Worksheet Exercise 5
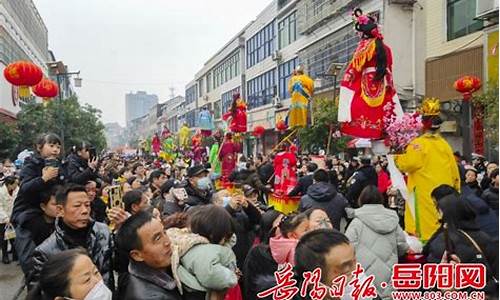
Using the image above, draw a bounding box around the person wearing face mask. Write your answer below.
[66,142,99,185]
[26,248,112,300]
[30,184,114,291]
[181,165,213,207]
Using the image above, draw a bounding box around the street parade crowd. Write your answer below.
[0,8,498,300]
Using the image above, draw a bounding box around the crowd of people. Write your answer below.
[0,131,498,300]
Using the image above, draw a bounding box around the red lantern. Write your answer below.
[454,75,482,101]
[276,120,288,132]
[32,78,59,105]
[252,125,265,137]
[3,61,43,98]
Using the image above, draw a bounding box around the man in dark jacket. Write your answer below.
[346,156,378,208]
[30,184,114,290]
[482,168,499,216]
[66,151,98,185]
[299,169,348,230]
[288,162,318,196]
[116,211,181,300]
[182,165,213,207]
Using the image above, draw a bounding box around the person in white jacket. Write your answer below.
[345,185,409,299]
[0,176,18,264]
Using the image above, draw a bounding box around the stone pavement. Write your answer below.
[0,262,25,300]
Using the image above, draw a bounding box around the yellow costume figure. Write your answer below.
[394,98,460,242]
[178,124,190,148]
[288,67,314,127]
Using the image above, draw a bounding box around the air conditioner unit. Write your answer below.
[203,95,209,101]
[314,78,325,89]
[476,0,499,19]
[388,0,416,5]
[273,96,283,108]
[271,50,282,62]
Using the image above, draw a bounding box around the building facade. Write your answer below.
[185,0,424,156]
[423,0,498,159]
[125,91,159,126]
[104,122,125,149]
[0,0,50,123]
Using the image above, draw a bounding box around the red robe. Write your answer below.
[273,151,297,195]
[152,135,161,154]
[222,101,247,133]
[218,141,240,179]
[338,38,402,139]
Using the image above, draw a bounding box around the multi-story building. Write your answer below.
[423,0,498,159]
[0,0,50,123]
[47,50,76,101]
[104,122,125,149]
[125,91,158,126]
[185,0,424,156]
[158,95,185,133]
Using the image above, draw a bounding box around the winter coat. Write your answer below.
[345,204,409,299]
[0,184,17,224]
[243,245,279,300]
[377,170,391,195]
[11,155,65,224]
[66,153,98,185]
[30,218,114,290]
[482,186,499,215]
[461,185,499,240]
[345,165,378,207]
[181,181,212,207]
[166,227,238,298]
[229,169,271,193]
[299,182,348,230]
[118,260,182,300]
[257,162,274,185]
[424,224,498,295]
[225,202,261,270]
[288,174,313,197]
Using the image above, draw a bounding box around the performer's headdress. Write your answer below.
[419,98,442,130]
[352,8,383,40]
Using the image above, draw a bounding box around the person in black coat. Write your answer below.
[288,162,318,197]
[424,193,498,296]
[464,167,482,197]
[299,169,348,230]
[181,165,213,207]
[66,142,99,185]
[30,185,114,290]
[116,211,181,300]
[482,168,499,215]
[224,189,262,270]
[345,156,378,208]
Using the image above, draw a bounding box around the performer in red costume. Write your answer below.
[218,133,240,181]
[151,133,161,156]
[338,8,402,139]
[222,93,247,133]
[273,144,298,196]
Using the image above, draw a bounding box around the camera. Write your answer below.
[44,158,61,169]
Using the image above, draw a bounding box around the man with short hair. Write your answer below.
[299,169,348,230]
[288,162,318,197]
[149,170,168,196]
[346,156,378,208]
[116,211,181,300]
[124,190,151,215]
[30,184,114,289]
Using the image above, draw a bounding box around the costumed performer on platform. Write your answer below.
[394,98,460,242]
[288,66,314,128]
[218,132,240,182]
[179,123,191,149]
[222,93,247,133]
[273,144,298,196]
[338,8,403,139]
[152,133,161,156]
[161,133,176,162]
[208,131,222,179]
[191,130,205,164]
[198,106,214,137]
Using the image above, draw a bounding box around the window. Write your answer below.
[278,12,297,49]
[300,24,359,89]
[186,110,196,127]
[210,51,240,90]
[247,69,276,110]
[246,20,276,68]
[447,0,483,41]
[221,87,240,114]
[278,58,298,99]
[185,84,198,105]
[206,73,211,93]
[214,100,222,119]
[198,79,204,97]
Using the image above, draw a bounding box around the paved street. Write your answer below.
[0,263,25,300]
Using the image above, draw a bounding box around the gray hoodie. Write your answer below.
[345,204,409,299]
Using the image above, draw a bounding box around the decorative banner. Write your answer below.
[473,104,485,155]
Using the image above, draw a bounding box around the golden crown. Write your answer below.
[420,98,441,116]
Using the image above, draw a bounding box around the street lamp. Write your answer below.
[46,61,83,152]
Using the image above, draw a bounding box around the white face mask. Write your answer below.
[83,280,112,300]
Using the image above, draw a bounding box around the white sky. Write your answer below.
[33,0,272,126]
